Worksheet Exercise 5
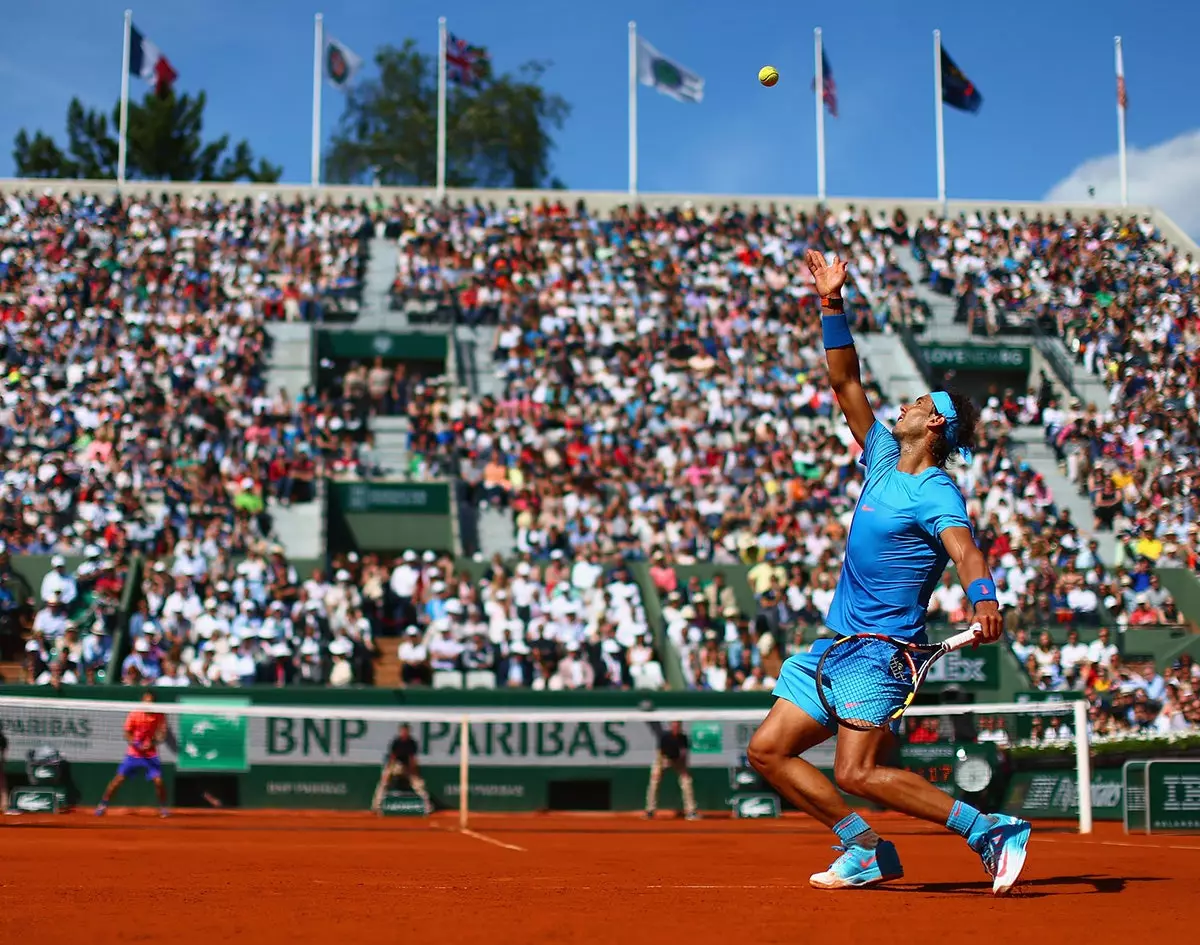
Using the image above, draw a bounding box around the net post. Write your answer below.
[1073,699,1093,834]
[458,714,469,831]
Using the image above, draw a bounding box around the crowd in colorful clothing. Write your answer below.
[0,189,371,558]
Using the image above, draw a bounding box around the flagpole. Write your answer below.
[437,17,447,199]
[814,28,826,202]
[1115,35,1128,207]
[117,9,132,187]
[311,13,323,189]
[628,21,638,197]
[933,29,946,208]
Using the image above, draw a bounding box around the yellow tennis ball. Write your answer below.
[759,66,779,87]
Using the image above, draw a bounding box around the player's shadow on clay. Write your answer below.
[878,875,1167,897]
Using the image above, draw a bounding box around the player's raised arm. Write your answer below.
[806,250,876,448]
[940,526,1003,644]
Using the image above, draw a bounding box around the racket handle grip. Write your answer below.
[944,623,984,651]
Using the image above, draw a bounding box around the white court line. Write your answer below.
[460,828,527,852]
[1039,837,1200,852]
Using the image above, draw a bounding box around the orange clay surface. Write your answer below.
[2,810,1197,945]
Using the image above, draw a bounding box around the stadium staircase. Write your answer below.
[894,246,1110,408]
[1004,424,1111,556]
[374,645,402,687]
[890,246,1117,554]
[454,324,515,559]
[262,322,324,559]
[855,333,926,405]
[892,248,972,344]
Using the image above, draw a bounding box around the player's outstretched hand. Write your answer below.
[971,603,1003,644]
[805,249,848,298]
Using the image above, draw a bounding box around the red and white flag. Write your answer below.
[129,25,178,97]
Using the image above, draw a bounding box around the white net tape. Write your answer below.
[0,695,1091,830]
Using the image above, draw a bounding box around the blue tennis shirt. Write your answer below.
[825,421,972,640]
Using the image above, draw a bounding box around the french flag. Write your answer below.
[128,25,178,97]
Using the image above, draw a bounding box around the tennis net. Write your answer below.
[0,694,1092,831]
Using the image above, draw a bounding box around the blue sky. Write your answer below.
[3,0,1199,228]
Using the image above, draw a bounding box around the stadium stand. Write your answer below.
[1,182,1198,731]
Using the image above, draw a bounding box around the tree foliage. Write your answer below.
[324,40,570,189]
[13,91,281,182]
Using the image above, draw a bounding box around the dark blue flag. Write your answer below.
[940,46,982,113]
[812,50,838,117]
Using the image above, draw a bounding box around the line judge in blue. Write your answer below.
[747,250,1031,895]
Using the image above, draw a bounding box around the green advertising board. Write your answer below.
[1124,760,1200,833]
[328,481,455,553]
[332,482,451,515]
[175,697,250,773]
[919,344,1031,372]
[1003,768,1126,821]
[922,646,999,688]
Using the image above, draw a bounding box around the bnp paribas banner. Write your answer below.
[0,701,835,771]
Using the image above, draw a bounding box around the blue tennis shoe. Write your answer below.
[975,815,1031,895]
[809,839,904,889]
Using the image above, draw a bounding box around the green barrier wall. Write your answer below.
[1156,568,1200,627]
[327,481,456,553]
[315,331,449,363]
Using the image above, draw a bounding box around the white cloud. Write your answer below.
[1045,129,1200,239]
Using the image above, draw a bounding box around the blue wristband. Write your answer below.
[821,314,854,349]
[966,579,997,606]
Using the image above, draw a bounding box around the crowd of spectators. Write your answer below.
[18,541,665,691]
[6,189,1200,709]
[0,188,371,556]
[18,551,128,684]
[389,550,666,691]
[914,210,1200,577]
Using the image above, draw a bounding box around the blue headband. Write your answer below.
[929,390,972,464]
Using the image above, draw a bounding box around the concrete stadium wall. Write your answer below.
[3,178,1195,255]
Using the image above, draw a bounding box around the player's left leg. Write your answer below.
[403,766,434,815]
[372,762,398,813]
[673,761,698,821]
[95,773,125,815]
[834,727,1031,894]
[150,776,170,819]
[749,697,903,890]
[643,752,665,818]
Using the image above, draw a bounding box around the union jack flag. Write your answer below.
[812,50,837,118]
[447,33,488,87]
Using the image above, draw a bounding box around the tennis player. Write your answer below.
[747,250,1031,895]
[95,689,169,818]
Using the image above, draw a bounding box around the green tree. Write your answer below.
[324,40,570,188]
[13,91,281,182]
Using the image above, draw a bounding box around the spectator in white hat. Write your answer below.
[328,637,355,686]
[122,637,161,683]
[80,623,111,682]
[390,552,420,628]
[40,556,77,606]
[32,593,68,640]
[397,626,430,687]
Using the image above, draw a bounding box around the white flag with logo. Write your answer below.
[636,37,703,104]
[324,36,362,90]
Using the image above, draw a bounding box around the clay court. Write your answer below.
[2,812,1197,944]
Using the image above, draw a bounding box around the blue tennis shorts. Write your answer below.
[117,755,162,780]
[773,635,924,733]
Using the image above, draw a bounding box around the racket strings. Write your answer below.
[819,637,917,727]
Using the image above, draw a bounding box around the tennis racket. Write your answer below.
[815,624,984,731]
